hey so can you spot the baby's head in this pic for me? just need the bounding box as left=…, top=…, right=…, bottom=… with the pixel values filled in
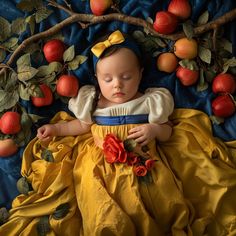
left=91, top=30, right=143, bottom=73
left=90, top=30, right=144, bottom=105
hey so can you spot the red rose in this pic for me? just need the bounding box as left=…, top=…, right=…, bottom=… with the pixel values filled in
left=127, top=152, right=139, bottom=166
left=134, top=165, right=148, bottom=176
left=145, top=159, right=156, bottom=170
left=103, top=134, right=127, bottom=163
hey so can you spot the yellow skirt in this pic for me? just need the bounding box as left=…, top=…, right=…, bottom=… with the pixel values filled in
left=1, top=109, right=236, bottom=236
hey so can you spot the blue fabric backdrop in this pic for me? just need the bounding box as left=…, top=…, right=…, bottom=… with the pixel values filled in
left=0, top=0, right=236, bottom=209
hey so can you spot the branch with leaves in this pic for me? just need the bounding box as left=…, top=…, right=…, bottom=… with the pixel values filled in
left=1, top=1, right=236, bottom=74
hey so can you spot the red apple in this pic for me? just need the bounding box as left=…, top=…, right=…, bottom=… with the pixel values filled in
left=168, top=0, right=191, bottom=21
left=0, top=139, right=18, bottom=157
left=0, top=111, right=21, bottom=135
left=31, top=84, right=53, bottom=107
left=56, top=74, right=79, bottom=97
left=153, top=11, right=178, bottom=35
left=43, top=39, right=66, bottom=63
left=212, top=94, right=236, bottom=118
left=212, top=73, right=236, bottom=94
left=176, top=66, right=199, bottom=86
left=90, top=0, right=113, bottom=16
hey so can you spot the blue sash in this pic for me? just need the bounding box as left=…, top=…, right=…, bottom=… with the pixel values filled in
left=93, top=114, right=149, bottom=125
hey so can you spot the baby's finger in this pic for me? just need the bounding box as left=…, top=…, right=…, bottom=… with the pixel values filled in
left=128, top=127, right=141, bottom=134
left=127, top=132, right=140, bottom=139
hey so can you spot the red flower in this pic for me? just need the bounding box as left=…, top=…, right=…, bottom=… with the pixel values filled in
left=145, top=159, right=156, bottom=170
left=103, top=134, right=127, bottom=163
left=127, top=152, right=139, bottom=165
left=133, top=165, right=148, bottom=176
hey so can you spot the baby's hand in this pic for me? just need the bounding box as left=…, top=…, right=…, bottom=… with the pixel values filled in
left=127, top=124, right=157, bottom=146
left=37, top=124, right=57, bottom=141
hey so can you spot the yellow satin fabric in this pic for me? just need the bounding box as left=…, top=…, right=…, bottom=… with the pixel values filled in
left=1, top=109, right=236, bottom=235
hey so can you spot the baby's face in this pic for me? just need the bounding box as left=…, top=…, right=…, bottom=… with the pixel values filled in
left=96, top=48, right=143, bottom=105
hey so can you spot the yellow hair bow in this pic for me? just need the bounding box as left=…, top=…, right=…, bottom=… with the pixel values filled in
left=91, top=30, right=125, bottom=58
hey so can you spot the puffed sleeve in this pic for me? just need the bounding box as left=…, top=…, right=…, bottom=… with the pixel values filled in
left=145, top=88, right=174, bottom=124
left=68, top=85, right=96, bottom=124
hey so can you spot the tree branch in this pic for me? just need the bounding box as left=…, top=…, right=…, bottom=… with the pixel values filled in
left=1, top=3, right=236, bottom=75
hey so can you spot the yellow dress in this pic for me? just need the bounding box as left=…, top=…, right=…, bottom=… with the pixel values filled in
left=1, top=86, right=236, bottom=236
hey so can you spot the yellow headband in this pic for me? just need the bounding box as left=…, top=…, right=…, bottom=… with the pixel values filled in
left=91, top=30, right=125, bottom=58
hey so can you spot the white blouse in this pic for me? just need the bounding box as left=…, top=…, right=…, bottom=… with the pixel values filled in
left=68, top=85, right=174, bottom=125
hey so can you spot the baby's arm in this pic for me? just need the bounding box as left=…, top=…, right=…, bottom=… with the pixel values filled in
left=127, top=122, right=172, bottom=146
left=37, top=119, right=91, bottom=141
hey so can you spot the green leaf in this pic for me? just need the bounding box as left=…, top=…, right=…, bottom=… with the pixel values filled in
left=183, top=20, right=194, bottom=39
left=41, top=149, right=54, bottom=162
left=197, top=68, right=208, bottom=92
left=198, top=46, right=211, bottom=64
left=0, top=207, right=10, bottom=224
left=37, top=73, right=56, bottom=85
left=17, top=0, right=35, bottom=12
left=5, top=71, right=18, bottom=90
left=28, top=113, right=44, bottom=123
left=28, top=84, right=43, bottom=97
left=17, top=53, right=31, bottom=67
left=35, top=7, right=53, bottom=24
left=150, top=36, right=167, bottom=48
left=32, top=0, right=44, bottom=10
left=37, top=65, right=53, bottom=77
left=48, top=62, right=63, bottom=74
left=15, top=111, right=33, bottom=146
left=63, top=45, right=75, bottom=62
left=209, top=115, right=224, bottom=125
left=16, top=177, right=30, bottom=195
left=197, top=11, right=209, bottom=25
left=179, top=59, right=199, bottom=70
left=2, top=37, right=18, bottom=50
left=0, top=89, right=19, bottom=112
left=17, top=65, right=38, bottom=81
left=11, top=17, right=27, bottom=35
left=23, top=42, right=40, bottom=54
left=0, top=17, right=11, bottom=42
left=25, top=15, right=35, bottom=35
left=37, top=216, right=51, bottom=236
left=204, top=69, right=217, bottom=83
left=19, top=84, right=31, bottom=101
left=144, top=17, right=153, bottom=34
left=68, top=55, right=87, bottom=70
left=123, top=139, right=137, bottom=152
left=132, top=30, right=146, bottom=43
left=222, top=57, right=236, bottom=74
left=0, top=49, right=6, bottom=63
left=52, top=203, right=70, bottom=220
left=218, top=38, right=232, bottom=53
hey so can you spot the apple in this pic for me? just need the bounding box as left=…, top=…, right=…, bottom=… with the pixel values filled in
left=90, top=0, right=113, bottom=16
left=176, top=66, right=199, bottom=86
left=56, top=74, right=79, bottom=97
left=43, top=39, right=66, bottom=63
left=168, top=0, right=191, bottom=21
left=31, top=84, right=53, bottom=107
left=0, top=139, right=18, bottom=157
left=153, top=11, right=178, bottom=35
left=0, top=111, right=21, bottom=135
left=212, top=94, right=236, bottom=118
left=174, top=37, right=198, bottom=59
left=157, top=52, right=178, bottom=73
left=212, top=73, right=236, bottom=94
